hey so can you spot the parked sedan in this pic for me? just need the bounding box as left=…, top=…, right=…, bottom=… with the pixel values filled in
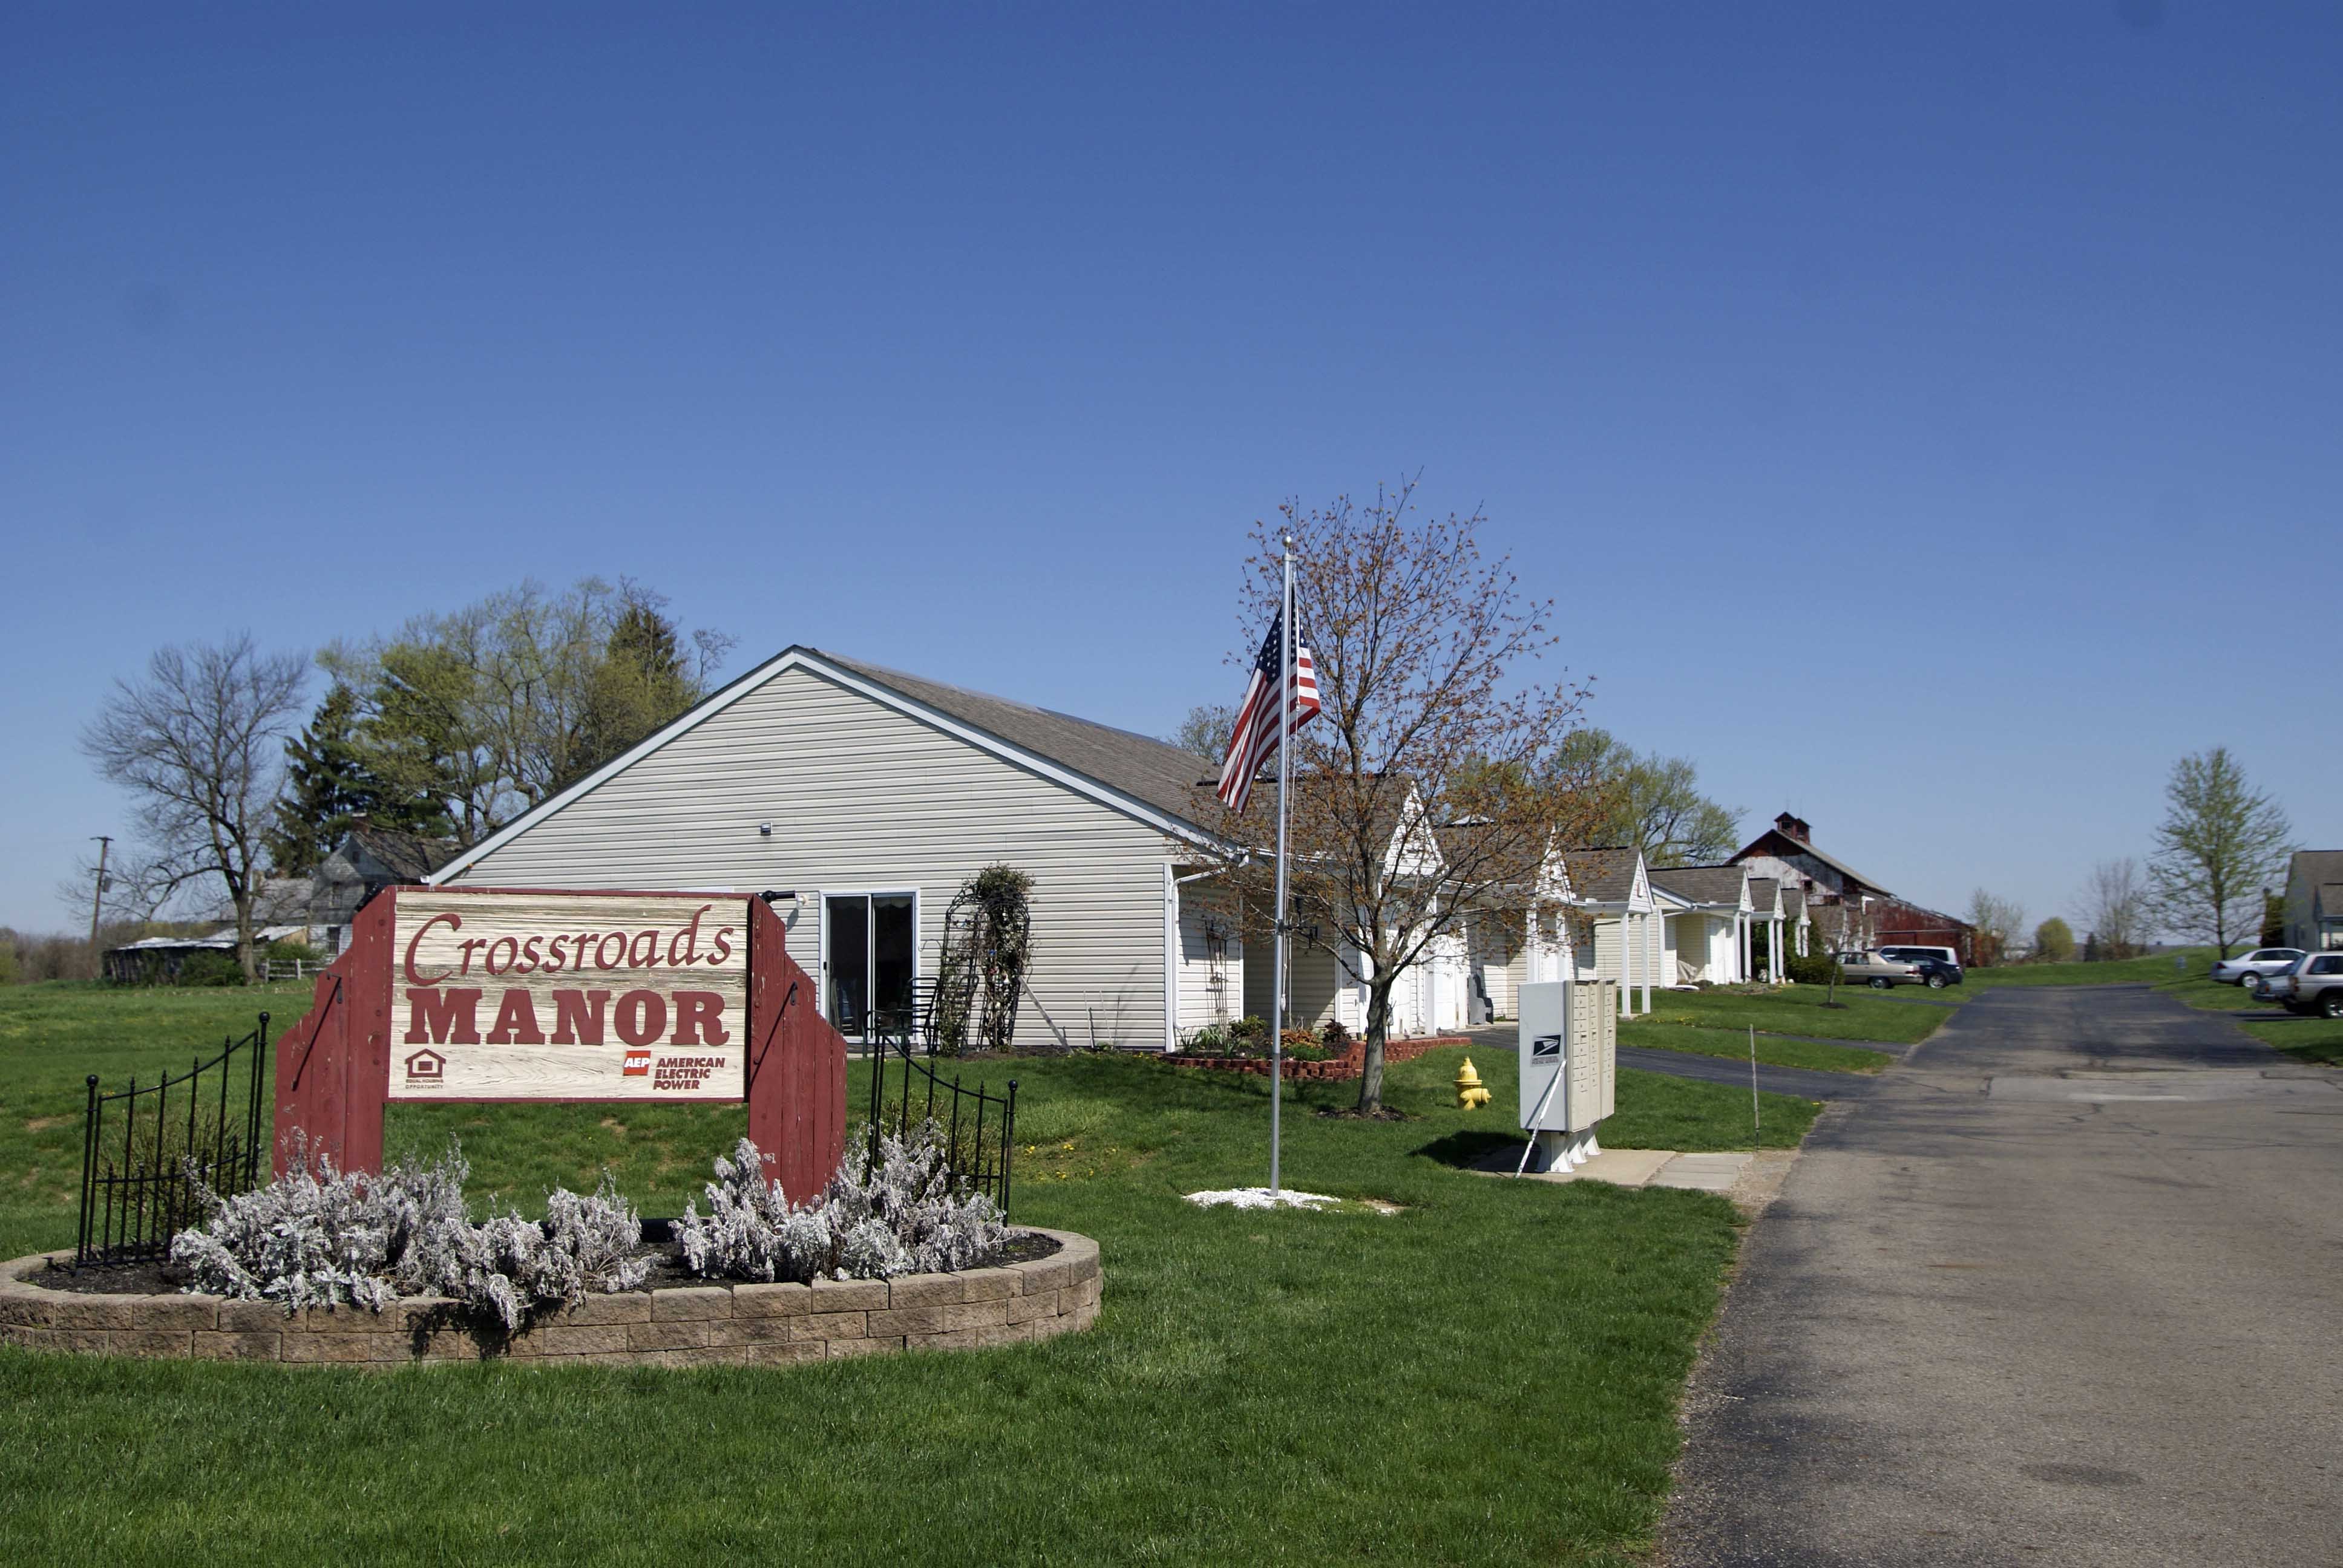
left=2212, top=947, right=2305, bottom=987
left=1837, top=950, right=1924, bottom=989
left=2266, top=951, right=2343, bottom=1019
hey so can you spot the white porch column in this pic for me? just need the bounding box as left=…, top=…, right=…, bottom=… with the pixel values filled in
left=1640, top=911, right=1654, bottom=1015
left=1617, top=915, right=1632, bottom=1018
left=1738, top=916, right=1751, bottom=983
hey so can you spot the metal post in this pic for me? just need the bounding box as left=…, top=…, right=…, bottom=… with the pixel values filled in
left=1269, top=541, right=1294, bottom=1198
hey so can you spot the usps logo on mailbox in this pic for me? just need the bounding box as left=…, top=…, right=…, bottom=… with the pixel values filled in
left=1530, top=1034, right=1562, bottom=1059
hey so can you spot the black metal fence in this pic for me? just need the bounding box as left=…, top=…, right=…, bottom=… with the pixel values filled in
left=77, top=1013, right=271, bottom=1264
left=865, top=1023, right=1017, bottom=1220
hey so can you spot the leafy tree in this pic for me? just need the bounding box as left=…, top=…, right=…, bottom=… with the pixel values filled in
left=1554, top=728, right=1741, bottom=867
left=80, top=636, right=309, bottom=980
left=263, top=684, right=451, bottom=874
left=1208, top=477, right=1600, bottom=1114
left=2147, top=746, right=2292, bottom=958
left=2033, top=916, right=2076, bottom=964
left=574, top=591, right=713, bottom=785
left=2261, top=889, right=2286, bottom=948
left=324, top=579, right=732, bottom=846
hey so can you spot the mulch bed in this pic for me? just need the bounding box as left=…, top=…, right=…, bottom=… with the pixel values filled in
left=40, top=1229, right=1062, bottom=1296
left=1170, top=1035, right=1471, bottom=1082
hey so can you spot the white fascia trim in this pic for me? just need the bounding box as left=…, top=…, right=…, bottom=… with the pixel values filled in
left=430, top=647, right=1227, bottom=884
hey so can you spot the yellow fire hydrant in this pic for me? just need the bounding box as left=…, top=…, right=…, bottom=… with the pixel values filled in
left=1454, top=1057, right=1492, bottom=1110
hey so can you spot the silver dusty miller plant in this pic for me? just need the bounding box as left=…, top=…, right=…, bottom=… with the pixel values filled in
left=171, top=1138, right=648, bottom=1332
left=673, top=1124, right=1007, bottom=1284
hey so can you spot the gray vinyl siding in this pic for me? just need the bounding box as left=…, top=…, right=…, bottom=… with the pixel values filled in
left=1175, top=884, right=1244, bottom=1042
left=1235, top=938, right=1346, bottom=1031
left=444, top=666, right=1173, bottom=1051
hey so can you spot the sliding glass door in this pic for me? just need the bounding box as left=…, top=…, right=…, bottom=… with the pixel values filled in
left=823, top=892, right=916, bottom=1042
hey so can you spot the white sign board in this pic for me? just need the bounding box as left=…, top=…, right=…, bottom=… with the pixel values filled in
left=390, top=890, right=749, bottom=1102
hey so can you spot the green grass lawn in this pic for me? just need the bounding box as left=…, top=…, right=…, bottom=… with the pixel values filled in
left=1954, top=949, right=2343, bottom=1068
left=0, top=981, right=1820, bottom=1566
left=1961, top=949, right=2217, bottom=987
left=1616, top=1019, right=1891, bottom=1074
left=2140, top=962, right=2343, bottom=1068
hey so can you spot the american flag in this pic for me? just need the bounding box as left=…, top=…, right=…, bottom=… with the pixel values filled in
left=1216, top=610, right=1322, bottom=812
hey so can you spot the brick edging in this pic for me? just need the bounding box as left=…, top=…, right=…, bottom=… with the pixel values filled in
left=0, top=1230, right=1101, bottom=1368
left=1171, top=1035, right=1472, bottom=1082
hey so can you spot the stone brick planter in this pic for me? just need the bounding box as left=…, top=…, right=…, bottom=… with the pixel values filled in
left=1172, top=1035, right=1469, bottom=1082
left=0, top=1228, right=1099, bottom=1368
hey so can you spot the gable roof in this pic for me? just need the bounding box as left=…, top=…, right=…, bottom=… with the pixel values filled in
left=818, top=652, right=1217, bottom=831
left=1559, top=846, right=1645, bottom=906
left=1746, top=875, right=1780, bottom=916
left=430, top=645, right=1228, bottom=884
left=1650, top=865, right=1749, bottom=909
left=335, top=823, right=459, bottom=883
left=1729, top=823, right=1891, bottom=898
left=2289, top=850, right=2343, bottom=902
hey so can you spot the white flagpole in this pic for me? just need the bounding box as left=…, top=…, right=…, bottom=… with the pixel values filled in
left=1268, top=539, right=1294, bottom=1197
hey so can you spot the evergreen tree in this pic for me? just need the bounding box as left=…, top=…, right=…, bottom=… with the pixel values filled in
left=265, top=684, right=451, bottom=874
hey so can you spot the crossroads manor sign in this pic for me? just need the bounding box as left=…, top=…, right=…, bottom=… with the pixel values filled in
left=273, top=886, right=845, bottom=1198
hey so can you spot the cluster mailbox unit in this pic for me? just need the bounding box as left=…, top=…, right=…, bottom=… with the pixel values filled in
left=1516, top=980, right=1618, bottom=1173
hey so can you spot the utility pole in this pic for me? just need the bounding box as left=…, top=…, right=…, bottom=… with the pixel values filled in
left=87, top=835, right=113, bottom=950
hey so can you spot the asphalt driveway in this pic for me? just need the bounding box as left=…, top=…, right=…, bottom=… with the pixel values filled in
left=1661, top=984, right=2343, bottom=1566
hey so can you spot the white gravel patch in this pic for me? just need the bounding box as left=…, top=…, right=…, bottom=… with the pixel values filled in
left=1184, top=1186, right=1341, bottom=1211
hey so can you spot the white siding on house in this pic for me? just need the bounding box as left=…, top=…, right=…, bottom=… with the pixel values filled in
left=442, top=666, right=1174, bottom=1051
left=1594, top=916, right=1625, bottom=983
left=1174, top=883, right=1243, bottom=1044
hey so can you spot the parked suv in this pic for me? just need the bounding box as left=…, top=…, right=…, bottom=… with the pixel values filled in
left=2212, top=947, right=2304, bottom=987
left=1880, top=946, right=1964, bottom=988
left=1837, top=950, right=1923, bottom=989
left=2267, top=952, right=2343, bottom=1019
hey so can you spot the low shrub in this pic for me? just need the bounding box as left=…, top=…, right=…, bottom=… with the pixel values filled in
left=1282, top=1026, right=1335, bottom=1062
left=169, top=1140, right=649, bottom=1333
left=174, top=950, right=245, bottom=987
left=1785, top=947, right=1841, bottom=987
left=673, top=1123, right=1007, bottom=1284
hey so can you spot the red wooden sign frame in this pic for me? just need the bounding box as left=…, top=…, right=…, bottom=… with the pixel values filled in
left=270, top=888, right=846, bottom=1201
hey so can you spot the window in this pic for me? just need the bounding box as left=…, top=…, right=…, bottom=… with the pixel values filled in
left=2309, top=956, right=2343, bottom=976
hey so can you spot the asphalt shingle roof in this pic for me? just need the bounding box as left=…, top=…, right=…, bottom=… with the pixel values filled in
left=814, top=650, right=1220, bottom=833
left=1559, top=845, right=1641, bottom=904
left=1650, top=865, right=1749, bottom=908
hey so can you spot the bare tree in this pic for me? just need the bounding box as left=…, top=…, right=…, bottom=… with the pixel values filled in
left=80, top=636, right=309, bottom=980
left=2147, top=747, right=2292, bottom=958
left=1170, top=703, right=1236, bottom=765
left=1208, top=478, right=1598, bottom=1113
left=1965, top=889, right=2026, bottom=966
left=2074, top=857, right=2153, bottom=960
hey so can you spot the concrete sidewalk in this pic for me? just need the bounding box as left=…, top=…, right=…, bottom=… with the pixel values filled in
left=1659, top=984, right=2343, bottom=1566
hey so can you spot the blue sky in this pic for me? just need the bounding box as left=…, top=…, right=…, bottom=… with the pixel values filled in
left=3, top=3, right=2335, bottom=934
